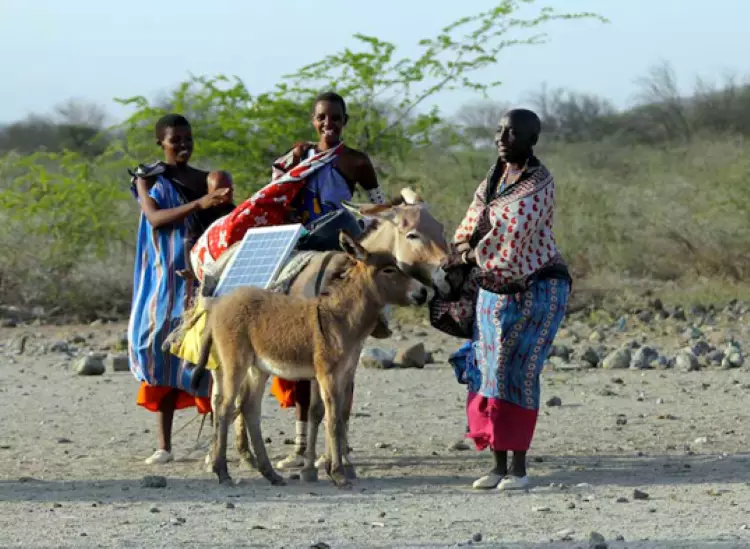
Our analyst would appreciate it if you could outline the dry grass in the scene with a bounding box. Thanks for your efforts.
[2,136,749,320]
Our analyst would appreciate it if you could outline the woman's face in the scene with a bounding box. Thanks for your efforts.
[312,100,346,147]
[160,125,193,165]
[495,113,536,164]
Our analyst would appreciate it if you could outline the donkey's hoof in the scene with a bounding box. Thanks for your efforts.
[213,463,233,485]
[217,474,233,486]
[300,467,319,483]
[263,470,287,486]
[331,474,353,489]
[324,463,352,488]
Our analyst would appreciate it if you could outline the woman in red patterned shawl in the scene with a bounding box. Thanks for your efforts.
[439,109,572,491]
[189,92,388,470]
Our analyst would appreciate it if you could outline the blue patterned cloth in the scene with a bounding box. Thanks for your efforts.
[290,153,353,225]
[127,175,210,398]
[452,279,569,410]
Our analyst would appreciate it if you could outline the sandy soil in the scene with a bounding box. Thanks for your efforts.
[1,316,750,549]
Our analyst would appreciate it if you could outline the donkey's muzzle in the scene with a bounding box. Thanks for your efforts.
[411,286,429,306]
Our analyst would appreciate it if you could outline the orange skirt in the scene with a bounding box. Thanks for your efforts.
[270,376,297,409]
[136,381,212,415]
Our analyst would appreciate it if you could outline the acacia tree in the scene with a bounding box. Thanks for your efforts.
[0,0,605,264]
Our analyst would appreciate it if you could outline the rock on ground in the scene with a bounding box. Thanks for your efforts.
[2,311,750,549]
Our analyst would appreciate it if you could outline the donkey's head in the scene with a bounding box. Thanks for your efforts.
[342,188,450,296]
[338,231,429,308]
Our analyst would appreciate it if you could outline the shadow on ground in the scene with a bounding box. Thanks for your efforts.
[1,452,749,504]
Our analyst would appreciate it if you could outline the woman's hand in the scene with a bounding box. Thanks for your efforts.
[198,188,231,210]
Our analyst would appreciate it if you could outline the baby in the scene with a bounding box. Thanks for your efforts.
[207,170,235,205]
[180,170,237,281]
[197,169,236,236]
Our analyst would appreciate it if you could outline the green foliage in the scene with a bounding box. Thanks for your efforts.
[0,0,608,312]
[108,0,605,192]
[0,148,133,260]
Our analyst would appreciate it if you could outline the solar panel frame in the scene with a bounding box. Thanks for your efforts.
[212,223,306,297]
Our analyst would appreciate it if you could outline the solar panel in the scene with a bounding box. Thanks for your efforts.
[212,223,306,297]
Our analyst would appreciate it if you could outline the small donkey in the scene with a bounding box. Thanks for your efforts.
[190,231,429,487]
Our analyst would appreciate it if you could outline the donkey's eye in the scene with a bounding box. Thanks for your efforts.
[381,266,399,275]
[406,232,421,240]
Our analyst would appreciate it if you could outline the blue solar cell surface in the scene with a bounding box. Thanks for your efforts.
[212,224,305,297]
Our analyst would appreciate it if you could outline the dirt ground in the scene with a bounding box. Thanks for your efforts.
[1,315,750,549]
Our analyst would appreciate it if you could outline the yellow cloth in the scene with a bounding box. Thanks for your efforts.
[170,304,220,371]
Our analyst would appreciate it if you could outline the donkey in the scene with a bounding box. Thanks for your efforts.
[230,189,450,472]
[191,231,429,487]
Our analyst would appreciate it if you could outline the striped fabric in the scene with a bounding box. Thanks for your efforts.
[127,175,210,398]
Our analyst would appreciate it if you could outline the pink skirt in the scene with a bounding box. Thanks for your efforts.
[466,392,539,451]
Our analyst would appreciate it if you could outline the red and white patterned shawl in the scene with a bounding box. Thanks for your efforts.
[189,143,344,282]
[453,157,565,291]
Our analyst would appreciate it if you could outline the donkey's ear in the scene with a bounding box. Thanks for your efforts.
[339,230,369,262]
[342,200,395,219]
[401,187,425,205]
[341,200,365,218]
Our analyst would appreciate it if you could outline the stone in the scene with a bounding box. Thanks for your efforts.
[690,340,712,357]
[48,341,70,354]
[69,334,87,345]
[630,345,658,369]
[675,350,700,372]
[73,354,106,376]
[589,330,605,343]
[547,356,570,370]
[656,356,672,369]
[549,344,572,361]
[706,349,724,365]
[450,440,471,451]
[105,354,130,372]
[589,531,608,549]
[393,343,426,369]
[636,309,653,323]
[141,476,167,489]
[633,489,649,500]
[359,347,396,370]
[546,396,562,407]
[721,344,743,369]
[580,347,601,368]
[682,327,703,341]
[602,347,631,369]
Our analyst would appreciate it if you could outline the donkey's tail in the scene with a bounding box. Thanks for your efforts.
[190,314,214,392]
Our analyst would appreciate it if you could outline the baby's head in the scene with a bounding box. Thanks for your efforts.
[207,170,234,201]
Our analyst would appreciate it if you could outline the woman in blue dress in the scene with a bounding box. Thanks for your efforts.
[128,114,231,465]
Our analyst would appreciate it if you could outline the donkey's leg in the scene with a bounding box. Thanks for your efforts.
[205,371,221,473]
[233,380,257,470]
[341,377,357,479]
[211,368,238,485]
[317,372,350,488]
[301,380,324,482]
[241,367,285,486]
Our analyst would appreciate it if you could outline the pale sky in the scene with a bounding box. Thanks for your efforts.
[1,0,748,125]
